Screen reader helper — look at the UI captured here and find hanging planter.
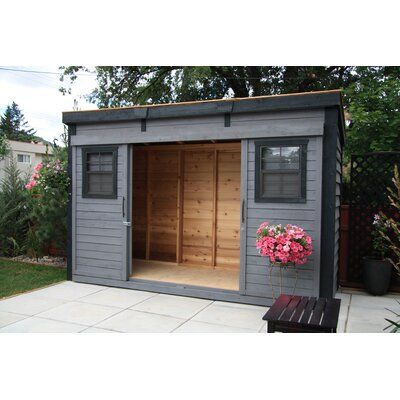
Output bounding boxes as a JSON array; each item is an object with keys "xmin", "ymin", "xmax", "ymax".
[{"xmin": 256, "ymin": 222, "xmax": 313, "ymax": 300}]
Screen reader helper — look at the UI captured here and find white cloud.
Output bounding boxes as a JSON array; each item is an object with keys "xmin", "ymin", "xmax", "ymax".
[{"xmin": 0, "ymin": 66, "xmax": 97, "ymax": 142}]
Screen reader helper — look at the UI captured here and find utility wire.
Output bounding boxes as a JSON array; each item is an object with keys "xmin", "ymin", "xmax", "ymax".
[{"xmin": 0, "ymin": 66, "xmax": 95, "ymax": 76}]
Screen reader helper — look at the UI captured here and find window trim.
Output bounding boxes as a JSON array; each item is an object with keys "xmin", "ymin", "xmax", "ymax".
[
  {"xmin": 82, "ymin": 146, "xmax": 118, "ymax": 199},
  {"xmin": 254, "ymin": 138, "xmax": 308, "ymax": 203}
]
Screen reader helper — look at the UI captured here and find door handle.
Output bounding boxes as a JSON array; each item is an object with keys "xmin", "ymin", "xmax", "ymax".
[
  {"xmin": 122, "ymin": 196, "xmax": 125, "ymax": 218},
  {"xmin": 241, "ymin": 199, "xmax": 245, "ymax": 223}
]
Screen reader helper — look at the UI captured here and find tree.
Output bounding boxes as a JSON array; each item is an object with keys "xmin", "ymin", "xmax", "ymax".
[
  {"xmin": 0, "ymin": 130, "xmax": 9, "ymax": 159},
  {"xmin": 0, "ymin": 102, "xmax": 37, "ymax": 142},
  {"xmin": 60, "ymin": 66, "xmax": 400, "ymax": 159},
  {"xmin": 343, "ymin": 67, "xmax": 400, "ymax": 159},
  {"xmin": 60, "ymin": 66, "xmax": 359, "ymax": 107},
  {"xmin": 0, "ymin": 158, "xmax": 31, "ymax": 256}
]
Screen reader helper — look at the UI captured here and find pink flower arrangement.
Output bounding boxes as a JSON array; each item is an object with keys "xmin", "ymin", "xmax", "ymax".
[
  {"xmin": 25, "ymin": 162, "xmax": 42, "ymax": 189},
  {"xmin": 256, "ymin": 222, "xmax": 312, "ymax": 266}
]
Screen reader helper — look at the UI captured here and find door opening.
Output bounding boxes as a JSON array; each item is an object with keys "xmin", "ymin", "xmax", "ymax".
[{"xmin": 131, "ymin": 142, "xmax": 241, "ymax": 290}]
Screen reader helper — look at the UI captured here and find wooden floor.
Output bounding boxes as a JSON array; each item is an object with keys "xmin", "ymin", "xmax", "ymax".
[{"xmin": 131, "ymin": 259, "xmax": 239, "ymax": 291}]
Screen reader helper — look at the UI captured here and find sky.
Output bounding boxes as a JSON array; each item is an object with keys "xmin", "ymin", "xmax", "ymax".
[{"xmin": 0, "ymin": 66, "xmax": 98, "ymax": 143}]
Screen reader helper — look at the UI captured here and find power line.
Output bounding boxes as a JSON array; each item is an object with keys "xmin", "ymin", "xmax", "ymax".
[{"xmin": 0, "ymin": 66, "xmax": 96, "ymax": 77}]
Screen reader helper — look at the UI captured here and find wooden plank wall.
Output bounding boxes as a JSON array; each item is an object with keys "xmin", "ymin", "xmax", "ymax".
[
  {"xmin": 132, "ymin": 150, "xmax": 147, "ymax": 259},
  {"xmin": 148, "ymin": 150, "xmax": 178, "ymax": 261},
  {"xmin": 216, "ymin": 150, "xmax": 241, "ymax": 269},
  {"xmin": 244, "ymin": 137, "xmax": 322, "ymax": 297},
  {"xmin": 182, "ymin": 150, "xmax": 214, "ymax": 266},
  {"xmin": 132, "ymin": 143, "xmax": 241, "ymax": 270},
  {"xmin": 74, "ymin": 146, "xmax": 125, "ymax": 280}
]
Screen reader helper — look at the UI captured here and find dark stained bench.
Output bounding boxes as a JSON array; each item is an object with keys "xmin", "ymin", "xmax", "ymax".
[{"xmin": 262, "ymin": 294, "xmax": 341, "ymax": 333}]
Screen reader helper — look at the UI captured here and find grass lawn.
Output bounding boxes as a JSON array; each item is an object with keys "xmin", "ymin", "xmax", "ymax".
[{"xmin": 0, "ymin": 259, "xmax": 66, "ymax": 299}]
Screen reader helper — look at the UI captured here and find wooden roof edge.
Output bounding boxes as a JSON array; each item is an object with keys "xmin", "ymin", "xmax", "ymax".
[{"xmin": 62, "ymin": 90, "xmax": 343, "ymax": 124}]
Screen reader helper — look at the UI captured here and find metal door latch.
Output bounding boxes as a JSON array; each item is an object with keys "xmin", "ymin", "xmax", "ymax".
[{"xmin": 122, "ymin": 221, "xmax": 131, "ymax": 227}]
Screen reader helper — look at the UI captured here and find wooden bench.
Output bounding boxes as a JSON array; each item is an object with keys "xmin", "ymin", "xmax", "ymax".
[{"xmin": 262, "ymin": 294, "xmax": 341, "ymax": 333}]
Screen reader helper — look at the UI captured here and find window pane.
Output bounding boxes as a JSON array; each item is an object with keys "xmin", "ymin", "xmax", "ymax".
[
  {"xmin": 87, "ymin": 153, "xmax": 99, "ymax": 163},
  {"xmin": 87, "ymin": 163, "xmax": 100, "ymax": 171},
  {"xmin": 87, "ymin": 173, "xmax": 102, "ymax": 193},
  {"xmin": 100, "ymin": 173, "xmax": 113, "ymax": 192},
  {"xmin": 100, "ymin": 162, "xmax": 113, "ymax": 172},
  {"xmin": 262, "ymin": 172, "xmax": 301, "ymax": 198},
  {"xmin": 261, "ymin": 146, "xmax": 299, "ymax": 170},
  {"xmin": 100, "ymin": 152, "xmax": 113, "ymax": 163}
]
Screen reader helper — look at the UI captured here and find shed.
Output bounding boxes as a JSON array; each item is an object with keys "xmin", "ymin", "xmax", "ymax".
[{"xmin": 62, "ymin": 90, "xmax": 345, "ymax": 306}]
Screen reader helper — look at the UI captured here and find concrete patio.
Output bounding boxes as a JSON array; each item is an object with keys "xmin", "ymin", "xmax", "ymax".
[{"xmin": 0, "ymin": 281, "xmax": 398, "ymax": 333}]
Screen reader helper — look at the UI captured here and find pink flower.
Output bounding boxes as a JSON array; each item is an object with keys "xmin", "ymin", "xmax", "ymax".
[
  {"xmin": 34, "ymin": 163, "xmax": 43, "ymax": 172},
  {"xmin": 255, "ymin": 221, "xmax": 313, "ymax": 266}
]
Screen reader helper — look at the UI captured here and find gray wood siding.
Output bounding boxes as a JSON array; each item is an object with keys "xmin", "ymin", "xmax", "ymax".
[
  {"xmin": 73, "ymin": 145, "xmax": 126, "ymax": 281},
  {"xmin": 333, "ymin": 133, "xmax": 342, "ymax": 295},
  {"xmin": 71, "ymin": 110, "xmax": 324, "ymax": 146},
  {"xmin": 244, "ymin": 137, "xmax": 323, "ymax": 299}
]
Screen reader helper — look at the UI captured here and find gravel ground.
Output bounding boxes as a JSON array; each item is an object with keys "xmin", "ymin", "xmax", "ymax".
[{"xmin": 8, "ymin": 255, "xmax": 66, "ymax": 268}]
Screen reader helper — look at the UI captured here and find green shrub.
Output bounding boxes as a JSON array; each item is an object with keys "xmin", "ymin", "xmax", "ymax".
[
  {"xmin": 0, "ymin": 159, "xmax": 31, "ymax": 256},
  {"xmin": 26, "ymin": 154, "xmax": 69, "ymax": 253}
]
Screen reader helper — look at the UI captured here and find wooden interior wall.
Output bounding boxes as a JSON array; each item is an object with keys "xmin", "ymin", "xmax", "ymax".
[
  {"xmin": 181, "ymin": 151, "xmax": 214, "ymax": 266},
  {"xmin": 216, "ymin": 150, "xmax": 241, "ymax": 269},
  {"xmin": 132, "ymin": 143, "xmax": 240, "ymax": 270},
  {"xmin": 132, "ymin": 150, "xmax": 147, "ymax": 259},
  {"xmin": 148, "ymin": 150, "xmax": 179, "ymax": 262}
]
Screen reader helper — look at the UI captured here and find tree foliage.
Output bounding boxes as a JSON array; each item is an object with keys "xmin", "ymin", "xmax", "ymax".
[
  {"xmin": 60, "ymin": 66, "xmax": 400, "ymax": 159},
  {"xmin": 0, "ymin": 101, "xmax": 38, "ymax": 143},
  {"xmin": 343, "ymin": 67, "xmax": 400, "ymax": 158},
  {"xmin": 0, "ymin": 158, "xmax": 31, "ymax": 257}
]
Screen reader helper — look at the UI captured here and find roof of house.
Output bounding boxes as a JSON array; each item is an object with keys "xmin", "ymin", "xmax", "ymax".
[
  {"xmin": 8, "ymin": 140, "xmax": 52, "ymax": 155},
  {"xmin": 62, "ymin": 89, "xmax": 344, "ymax": 126}
]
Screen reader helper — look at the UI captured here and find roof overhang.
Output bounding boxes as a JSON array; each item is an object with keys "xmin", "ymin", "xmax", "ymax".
[{"xmin": 62, "ymin": 90, "xmax": 344, "ymax": 125}]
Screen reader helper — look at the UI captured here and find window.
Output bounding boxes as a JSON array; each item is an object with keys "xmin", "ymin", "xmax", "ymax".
[
  {"xmin": 255, "ymin": 139, "xmax": 308, "ymax": 203},
  {"xmin": 82, "ymin": 147, "xmax": 118, "ymax": 198},
  {"xmin": 17, "ymin": 154, "xmax": 31, "ymax": 163}
]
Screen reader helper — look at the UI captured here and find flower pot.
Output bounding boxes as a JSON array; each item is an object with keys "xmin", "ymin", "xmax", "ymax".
[{"xmin": 362, "ymin": 257, "xmax": 392, "ymax": 296}]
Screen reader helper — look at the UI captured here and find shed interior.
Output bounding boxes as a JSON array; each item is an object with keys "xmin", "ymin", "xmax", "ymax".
[{"xmin": 131, "ymin": 141, "xmax": 241, "ymax": 290}]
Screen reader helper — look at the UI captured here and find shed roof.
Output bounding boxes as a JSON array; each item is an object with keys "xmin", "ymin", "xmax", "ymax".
[{"xmin": 62, "ymin": 89, "xmax": 344, "ymax": 126}]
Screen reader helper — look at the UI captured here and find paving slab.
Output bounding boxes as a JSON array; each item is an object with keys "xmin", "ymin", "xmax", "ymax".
[
  {"xmin": 81, "ymin": 327, "xmax": 119, "ymax": 333},
  {"xmin": 79, "ymin": 287, "xmax": 157, "ymax": 309},
  {"xmin": 192, "ymin": 301, "xmax": 266, "ymax": 331},
  {"xmin": 350, "ymin": 295, "xmax": 400, "ymax": 310},
  {"xmin": 36, "ymin": 301, "xmax": 122, "ymax": 326},
  {"xmin": 0, "ymin": 293, "xmax": 66, "ymax": 316},
  {"xmin": 0, "ymin": 317, "xmax": 86, "ymax": 333},
  {"xmin": 97, "ymin": 309, "xmax": 185, "ymax": 333},
  {"xmin": 0, "ymin": 311, "xmax": 28, "ymax": 328},
  {"xmin": 29, "ymin": 281, "xmax": 106, "ymax": 301},
  {"xmin": 131, "ymin": 294, "xmax": 212, "ymax": 319},
  {"xmin": 173, "ymin": 320, "xmax": 257, "ymax": 333}
]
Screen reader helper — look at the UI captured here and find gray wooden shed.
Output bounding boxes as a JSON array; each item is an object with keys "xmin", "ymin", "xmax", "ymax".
[{"xmin": 63, "ymin": 90, "xmax": 345, "ymax": 306}]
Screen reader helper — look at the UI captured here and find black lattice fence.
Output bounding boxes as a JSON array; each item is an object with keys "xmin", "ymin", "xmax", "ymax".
[{"xmin": 348, "ymin": 152, "xmax": 400, "ymax": 285}]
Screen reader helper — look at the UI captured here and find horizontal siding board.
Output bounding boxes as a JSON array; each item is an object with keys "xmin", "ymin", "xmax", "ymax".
[
  {"xmin": 76, "ymin": 211, "xmax": 120, "ymax": 221},
  {"xmin": 76, "ymin": 226, "xmax": 122, "ymax": 237},
  {"xmin": 246, "ymin": 275, "xmax": 314, "ymax": 289},
  {"xmin": 76, "ymin": 242, "xmax": 122, "ymax": 254},
  {"xmin": 74, "ymin": 266, "xmax": 121, "ymax": 280},
  {"xmin": 76, "ymin": 219, "xmax": 122, "ymax": 229},
  {"xmin": 246, "ymin": 265, "xmax": 314, "ymax": 279},
  {"xmin": 77, "ymin": 235, "xmax": 122, "ymax": 246},
  {"xmin": 77, "ymin": 249, "xmax": 122, "ymax": 261},
  {"xmin": 76, "ymin": 257, "xmax": 121, "ymax": 269}
]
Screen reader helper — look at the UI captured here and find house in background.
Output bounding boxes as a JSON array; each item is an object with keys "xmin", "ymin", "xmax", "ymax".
[{"xmin": 0, "ymin": 140, "xmax": 52, "ymax": 184}]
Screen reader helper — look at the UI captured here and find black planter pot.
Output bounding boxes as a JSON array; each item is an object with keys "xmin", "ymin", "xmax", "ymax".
[{"xmin": 362, "ymin": 257, "xmax": 393, "ymax": 296}]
